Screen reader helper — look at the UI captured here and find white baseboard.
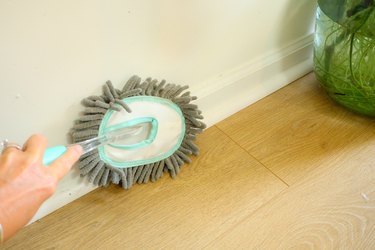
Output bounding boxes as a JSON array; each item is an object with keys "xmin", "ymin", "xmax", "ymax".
[
  {"xmin": 193, "ymin": 34, "xmax": 314, "ymax": 127},
  {"xmin": 30, "ymin": 33, "xmax": 314, "ymax": 224}
]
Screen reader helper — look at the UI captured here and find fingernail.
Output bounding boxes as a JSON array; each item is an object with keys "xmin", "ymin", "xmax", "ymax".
[{"xmin": 71, "ymin": 145, "xmax": 83, "ymax": 156}]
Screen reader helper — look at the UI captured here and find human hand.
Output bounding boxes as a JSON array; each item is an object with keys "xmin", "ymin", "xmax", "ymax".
[{"xmin": 0, "ymin": 134, "xmax": 82, "ymax": 242}]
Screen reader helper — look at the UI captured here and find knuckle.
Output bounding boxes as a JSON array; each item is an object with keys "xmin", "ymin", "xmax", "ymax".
[
  {"xmin": 43, "ymin": 177, "xmax": 57, "ymax": 196},
  {"xmin": 30, "ymin": 134, "xmax": 47, "ymax": 144}
]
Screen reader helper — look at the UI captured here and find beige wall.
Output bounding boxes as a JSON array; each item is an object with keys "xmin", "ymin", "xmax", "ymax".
[{"xmin": 0, "ymin": 0, "xmax": 316, "ymax": 222}]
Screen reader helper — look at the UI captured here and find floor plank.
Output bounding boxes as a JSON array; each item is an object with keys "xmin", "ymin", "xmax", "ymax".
[
  {"xmin": 207, "ymin": 130, "xmax": 375, "ymax": 249},
  {"xmin": 3, "ymin": 127, "xmax": 286, "ymax": 249},
  {"xmin": 217, "ymin": 73, "xmax": 375, "ymax": 184}
]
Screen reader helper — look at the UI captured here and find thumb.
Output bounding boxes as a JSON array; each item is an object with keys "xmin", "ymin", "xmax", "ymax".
[{"xmin": 47, "ymin": 145, "xmax": 82, "ymax": 180}]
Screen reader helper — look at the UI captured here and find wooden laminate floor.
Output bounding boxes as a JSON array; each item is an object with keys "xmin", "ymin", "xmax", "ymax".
[{"xmin": 4, "ymin": 73, "xmax": 375, "ymax": 249}]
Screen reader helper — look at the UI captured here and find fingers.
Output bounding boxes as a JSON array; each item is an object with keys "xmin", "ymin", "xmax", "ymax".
[
  {"xmin": 47, "ymin": 145, "xmax": 82, "ymax": 181},
  {"xmin": 1, "ymin": 147, "xmax": 22, "ymax": 156},
  {"xmin": 23, "ymin": 134, "xmax": 48, "ymax": 159},
  {"xmin": 0, "ymin": 147, "xmax": 24, "ymax": 170},
  {"xmin": 1, "ymin": 140, "xmax": 28, "ymax": 165},
  {"xmin": 1, "ymin": 140, "xmax": 23, "ymax": 156}
]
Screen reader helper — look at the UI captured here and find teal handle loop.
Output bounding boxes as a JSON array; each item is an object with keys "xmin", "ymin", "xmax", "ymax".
[{"xmin": 43, "ymin": 146, "xmax": 67, "ymax": 166}]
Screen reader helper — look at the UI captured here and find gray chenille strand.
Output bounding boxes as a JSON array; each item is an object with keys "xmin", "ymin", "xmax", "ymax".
[{"xmin": 70, "ymin": 75, "xmax": 206, "ymax": 190}]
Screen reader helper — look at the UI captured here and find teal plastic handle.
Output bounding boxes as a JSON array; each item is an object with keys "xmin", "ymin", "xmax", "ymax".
[{"xmin": 43, "ymin": 146, "xmax": 67, "ymax": 166}]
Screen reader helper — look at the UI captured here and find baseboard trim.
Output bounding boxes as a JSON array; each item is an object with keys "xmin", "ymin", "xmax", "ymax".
[{"xmin": 193, "ymin": 34, "xmax": 314, "ymax": 127}]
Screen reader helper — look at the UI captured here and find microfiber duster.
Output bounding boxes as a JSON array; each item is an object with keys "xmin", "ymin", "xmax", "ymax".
[{"xmin": 70, "ymin": 75, "xmax": 206, "ymax": 189}]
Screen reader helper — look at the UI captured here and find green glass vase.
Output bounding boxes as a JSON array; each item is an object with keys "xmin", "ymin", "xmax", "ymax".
[{"xmin": 314, "ymin": 0, "xmax": 375, "ymax": 116}]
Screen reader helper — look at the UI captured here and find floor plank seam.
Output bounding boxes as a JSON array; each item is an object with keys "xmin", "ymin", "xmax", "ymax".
[
  {"xmin": 202, "ymin": 180, "xmax": 290, "ymax": 249},
  {"xmin": 214, "ymin": 125, "xmax": 290, "ymax": 187}
]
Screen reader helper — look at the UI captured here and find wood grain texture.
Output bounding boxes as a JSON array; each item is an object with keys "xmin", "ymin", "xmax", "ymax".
[
  {"xmin": 207, "ymin": 131, "xmax": 375, "ymax": 249},
  {"xmin": 217, "ymin": 73, "xmax": 375, "ymax": 185},
  {"xmin": 4, "ymin": 72, "xmax": 375, "ymax": 249},
  {"xmin": 3, "ymin": 127, "xmax": 286, "ymax": 249}
]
